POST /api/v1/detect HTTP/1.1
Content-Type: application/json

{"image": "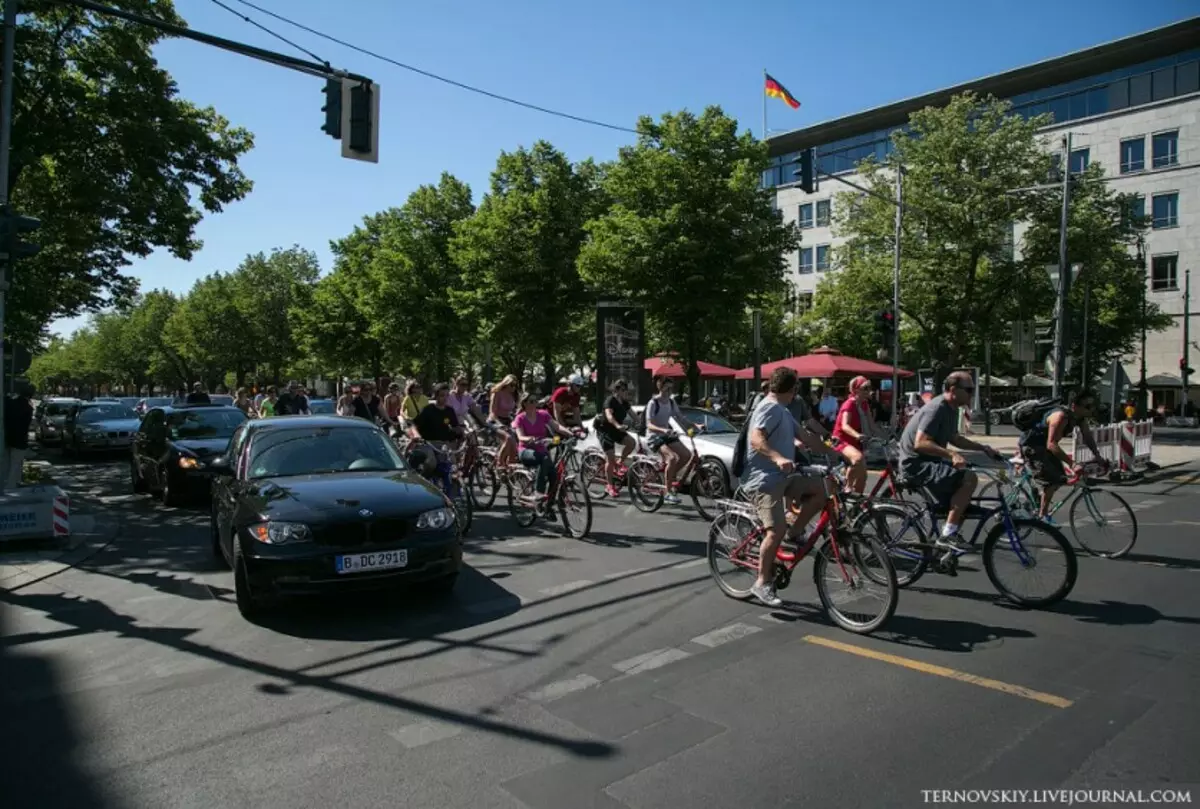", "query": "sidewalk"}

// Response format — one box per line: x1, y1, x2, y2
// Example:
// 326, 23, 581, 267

959, 430, 1200, 468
